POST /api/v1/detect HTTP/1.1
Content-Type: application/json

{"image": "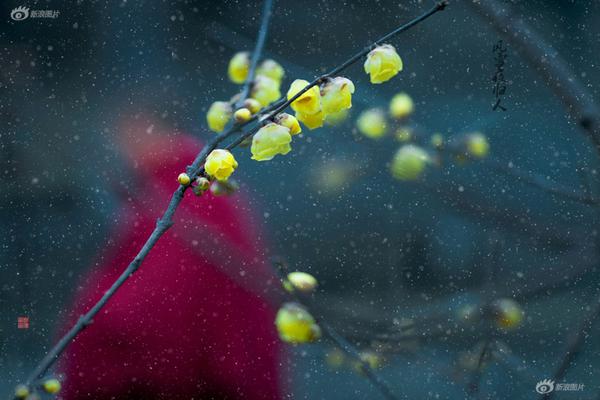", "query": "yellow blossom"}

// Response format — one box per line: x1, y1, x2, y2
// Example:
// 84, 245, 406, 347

251, 75, 281, 107
256, 59, 284, 84
276, 113, 302, 135
14, 385, 29, 399
389, 92, 414, 119
234, 108, 252, 123
251, 123, 292, 161
364, 44, 403, 84
466, 132, 490, 158
296, 110, 325, 130
325, 109, 349, 126
321, 77, 355, 115
286, 271, 318, 293
205, 149, 238, 181
356, 108, 387, 139
42, 379, 61, 394
492, 298, 523, 330
430, 133, 444, 149
243, 98, 262, 114
206, 101, 232, 133
228, 51, 250, 84
275, 302, 321, 344
287, 79, 321, 115
390, 144, 430, 181
177, 173, 191, 186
